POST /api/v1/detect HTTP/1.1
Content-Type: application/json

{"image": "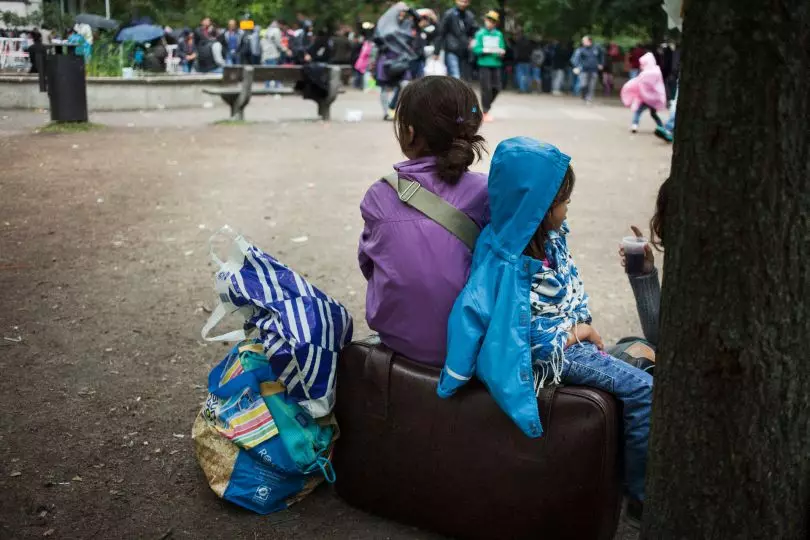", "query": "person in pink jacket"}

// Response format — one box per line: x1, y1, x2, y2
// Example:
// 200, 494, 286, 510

621, 52, 667, 133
